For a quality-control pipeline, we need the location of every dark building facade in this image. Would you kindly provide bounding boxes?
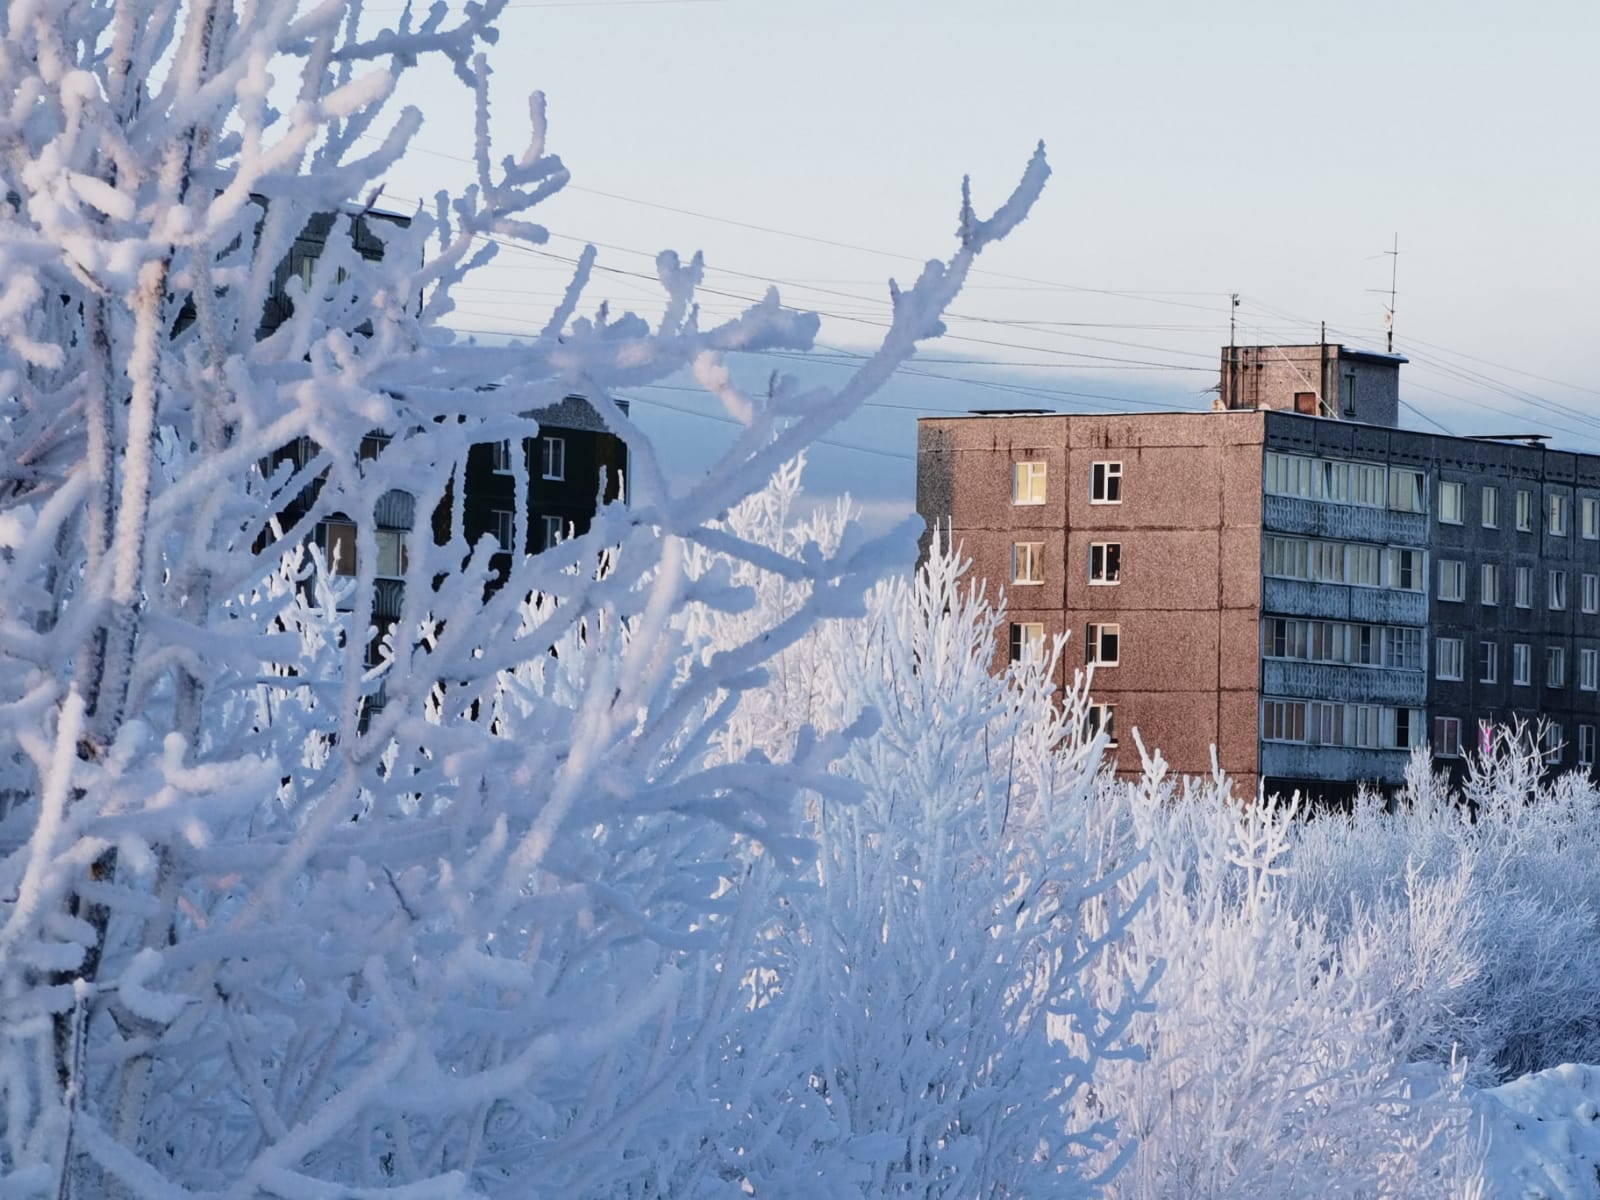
[917,346,1600,798]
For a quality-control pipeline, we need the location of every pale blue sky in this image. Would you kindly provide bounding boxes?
[370,0,1600,521]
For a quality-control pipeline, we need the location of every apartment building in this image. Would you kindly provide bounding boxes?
[916,345,1600,798]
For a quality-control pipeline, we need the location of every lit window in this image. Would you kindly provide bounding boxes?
[1481,486,1499,529]
[1479,641,1498,684]
[1089,542,1121,585]
[1013,542,1044,585]
[1438,481,1463,524]
[1388,468,1425,512]
[1515,566,1532,608]
[1087,622,1121,666]
[490,509,515,550]
[1438,559,1465,602]
[1581,648,1598,692]
[1090,461,1122,504]
[542,435,566,481]
[1086,703,1117,747]
[1009,622,1045,663]
[317,519,357,576]
[1516,489,1534,532]
[1433,717,1462,758]
[1550,570,1568,611]
[1548,646,1567,688]
[1550,493,1570,536]
[374,529,407,579]
[1513,643,1532,686]
[1435,637,1463,681]
[1013,461,1047,505]
[1480,562,1499,606]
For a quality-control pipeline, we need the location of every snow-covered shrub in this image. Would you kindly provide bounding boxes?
[0,0,1054,1192]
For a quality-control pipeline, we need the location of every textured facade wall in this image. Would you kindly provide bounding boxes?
[916,410,1266,790]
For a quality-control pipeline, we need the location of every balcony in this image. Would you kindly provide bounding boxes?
[1262,660,1425,706]
[1263,495,1429,547]
[1263,578,1428,626]
[1259,742,1411,785]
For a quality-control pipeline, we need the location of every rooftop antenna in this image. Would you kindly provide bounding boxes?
[1229,292,1239,347]
[1367,233,1399,353]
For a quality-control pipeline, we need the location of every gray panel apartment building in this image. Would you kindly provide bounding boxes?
[916,344,1600,797]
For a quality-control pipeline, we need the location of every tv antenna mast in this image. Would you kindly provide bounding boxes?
[1370,233,1399,353]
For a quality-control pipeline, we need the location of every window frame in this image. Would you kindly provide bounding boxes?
[1548,645,1567,688]
[1550,493,1570,537]
[1086,622,1121,666]
[1013,460,1048,506]
[1513,642,1532,686]
[1086,703,1117,747]
[1550,569,1568,612]
[489,508,515,551]
[1479,640,1498,684]
[1584,497,1599,540]
[1089,460,1123,505]
[541,435,566,481]
[1481,486,1500,529]
[1580,724,1596,768]
[1515,488,1534,532]
[317,518,358,577]
[491,438,515,474]
[1438,480,1464,525]
[1435,636,1464,681]
[1581,647,1598,692]
[1438,559,1465,602]
[1480,562,1499,606]
[1088,541,1122,585]
[374,528,407,580]
[1012,541,1045,586]
[1433,716,1463,758]
[1008,621,1045,664]
[1515,566,1533,609]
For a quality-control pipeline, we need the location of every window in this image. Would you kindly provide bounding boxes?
[1581,648,1598,691]
[1480,641,1498,684]
[1348,544,1381,586]
[1580,724,1596,768]
[1388,468,1425,512]
[1434,717,1463,758]
[1307,701,1341,746]
[1384,626,1423,671]
[491,439,514,473]
[1438,481,1464,524]
[1480,562,1499,606]
[1548,646,1567,688]
[1262,699,1306,743]
[1351,464,1386,507]
[1481,486,1499,529]
[1387,547,1424,591]
[1550,493,1569,536]
[1513,642,1532,686]
[1435,637,1463,681]
[1585,574,1599,614]
[1351,705,1382,748]
[1009,622,1045,663]
[1584,497,1599,540]
[1086,703,1117,747]
[1550,569,1568,611]
[1515,566,1533,608]
[1012,542,1044,585]
[1263,617,1303,659]
[490,509,515,550]
[317,519,357,576]
[374,529,407,579]
[1013,461,1047,505]
[1087,622,1121,666]
[359,432,391,461]
[1515,488,1534,531]
[1090,461,1122,504]
[1438,559,1465,601]
[542,514,565,549]
[1542,723,1563,766]
[541,435,566,481]
[1388,707,1422,750]
[1089,542,1121,585]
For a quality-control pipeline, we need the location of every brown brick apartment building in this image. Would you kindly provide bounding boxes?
[918,345,1600,798]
